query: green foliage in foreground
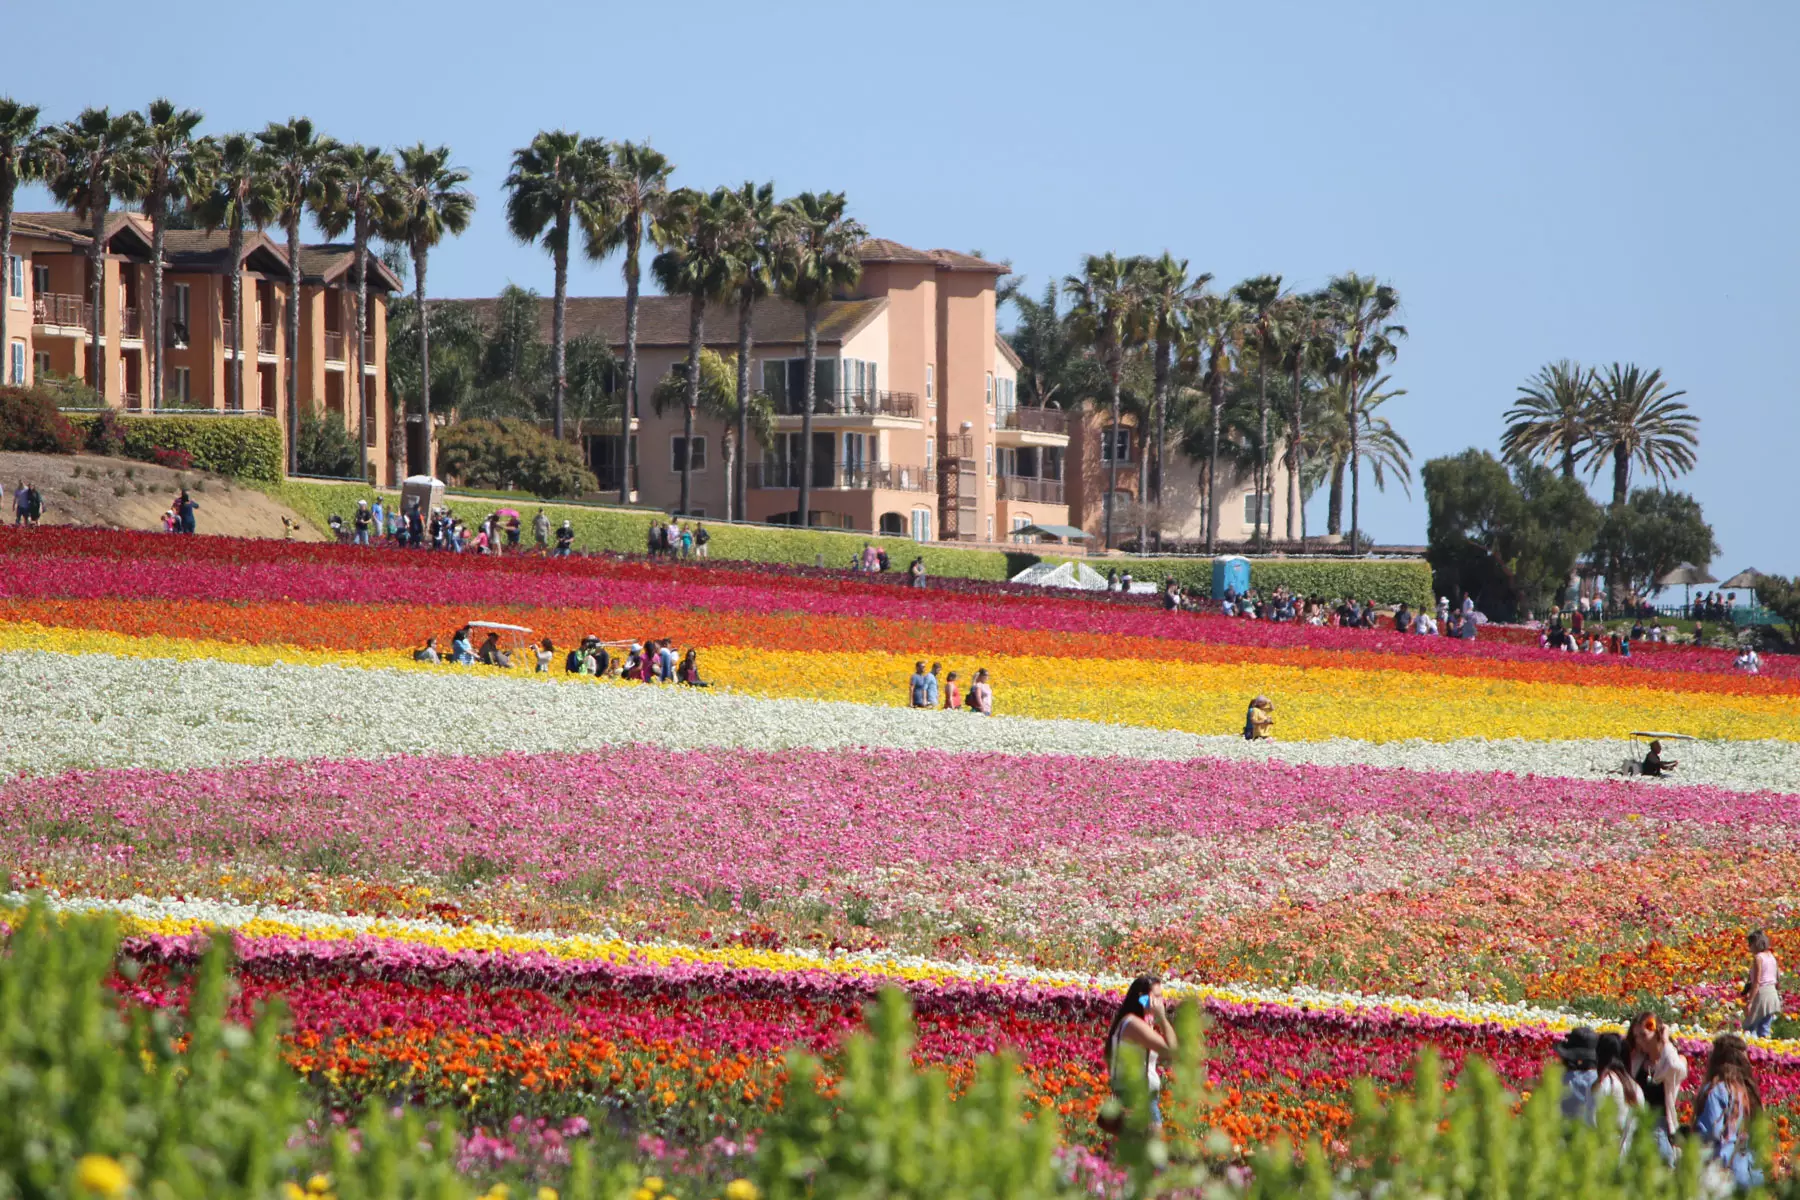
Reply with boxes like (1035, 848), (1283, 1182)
(64, 413), (287, 482)
(0, 900), (1789, 1199)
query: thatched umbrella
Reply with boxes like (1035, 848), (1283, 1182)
(1657, 562), (1718, 610)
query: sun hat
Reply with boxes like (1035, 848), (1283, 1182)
(1555, 1026), (1599, 1069)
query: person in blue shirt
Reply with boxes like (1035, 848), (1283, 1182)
(450, 626), (476, 665)
(909, 661), (932, 707)
(1554, 1027), (1599, 1121)
(1695, 1033), (1765, 1189)
(925, 662), (941, 708)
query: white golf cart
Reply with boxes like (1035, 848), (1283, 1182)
(1620, 730), (1698, 777)
(466, 620), (535, 669)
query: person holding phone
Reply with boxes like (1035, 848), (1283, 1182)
(1102, 974), (1178, 1134)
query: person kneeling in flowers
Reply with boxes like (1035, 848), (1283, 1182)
(1243, 695), (1274, 740)
(1101, 974), (1178, 1136)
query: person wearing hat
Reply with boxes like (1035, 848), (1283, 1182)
(1555, 1027), (1600, 1120)
(1243, 696), (1275, 741)
(555, 519), (575, 557)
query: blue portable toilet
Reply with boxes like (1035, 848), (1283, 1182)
(1211, 555), (1250, 600)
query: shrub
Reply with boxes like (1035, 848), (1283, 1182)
(87, 406), (127, 456)
(437, 417), (599, 500)
(1111, 556), (1435, 608)
(64, 413), (285, 481)
(0, 385), (80, 454)
(294, 409), (364, 479)
(151, 446), (194, 471)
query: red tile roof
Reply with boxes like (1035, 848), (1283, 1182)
(444, 294), (888, 350)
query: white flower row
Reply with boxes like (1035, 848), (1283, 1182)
(3, 649), (1796, 794)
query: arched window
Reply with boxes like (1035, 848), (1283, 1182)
(878, 512), (905, 536)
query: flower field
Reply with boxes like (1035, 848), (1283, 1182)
(2, 526), (1798, 1163)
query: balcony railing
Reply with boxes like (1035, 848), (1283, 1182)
(120, 307), (142, 340)
(750, 461), (932, 492)
(121, 392), (142, 410)
(325, 332), (346, 362)
(1001, 406), (1069, 436)
(999, 475), (1065, 504)
(941, 434), (975, 460)
(33, 293), (92, 328)
(775, 389), (919, 419)
(256, 324), (277, 354)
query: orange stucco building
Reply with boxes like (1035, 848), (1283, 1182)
(4, 211), (400, 480)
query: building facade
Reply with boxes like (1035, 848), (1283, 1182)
(4, 212), (399, 480)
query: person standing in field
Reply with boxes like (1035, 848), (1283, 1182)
(1625, 1012), (1687, 1164)
(1742, 930), (1781, 1037)
(1102, 974), (1178, 1135)
(942, 671), (961, 712)
(534, 508), (550, 549)
(909, 661), (932, 708)
(925, 662), (941, 708)
(970, 668), (993, 715)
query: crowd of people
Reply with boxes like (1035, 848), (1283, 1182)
(906, 662), (993, 714)
(414, 627), (709, 687)
(645, 519), (710, 559)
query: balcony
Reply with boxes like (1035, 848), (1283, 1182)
(998, 475), (1065, 504)
(1002, 406), (1069, 435)
(33, 292), (92, 330)
(940, 434), (975, 460)
(120, 307), (142, 341)
(774, 390), (920, 420)
(256, 324), (277, 354)
(325, 332), (346, 362)
(121, 392), (143, 410)
(750, 461), (931, 492)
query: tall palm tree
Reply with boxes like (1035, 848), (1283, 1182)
(1136, 254), (1208, 550)
(585, 141), (672, 503)
(1323, 273), (1404, 552)
(131, 100), (206, 408)
(317, 144), (397, 467)
(384, 143), (474, 478)
(1063, 253), (1142, 551)
(503, 131), (614, 440)
(1188, 291), (1247, 554)
(651, 348), (775, 519)
(1279, 292), (1330, 543)
(191, 133), (276, 413)
(653, 186), (740, 517)
(778, 191), (867, 530)
(46, 107), (144, 399)
(722, 180), (782, 522)
(1232, 274), (1287, 548)
(1587, 363), (1698, 506)
(258, 118), (340, 472)
(1500, 360), (1595, 480)
(1310, 377), (1413, 510)
(0, 99), (46, 385)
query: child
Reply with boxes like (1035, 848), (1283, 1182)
(1743, 930), (1781, 1038)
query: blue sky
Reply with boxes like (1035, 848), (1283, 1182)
(11, 1), (1795, 575)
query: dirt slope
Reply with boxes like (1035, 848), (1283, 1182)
(0, 451), (325, 541)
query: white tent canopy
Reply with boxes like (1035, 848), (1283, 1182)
(1009, 560), (1111, 591)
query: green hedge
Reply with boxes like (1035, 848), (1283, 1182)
(66, 414), (285, 481)
(261, 479), (1432, 603)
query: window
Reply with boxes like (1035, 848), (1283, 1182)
(986, 514), (994, 540)
(170, 283), (191, 343)
(1100, 427), (1131, 462)
(8, 341), (23, 384)
(34, 350), (51, 378)
(1012, 515), (1029, 533)
(985, 371), (994, 407)
(925, 438), (934, 476)
(986, 443), (994, 478)
(925, 364), (934, 404)
(1243, 492), (1272, 526)
(671, 435), (707, 472)
(911, 508), (931, 543)
(6, 255), (21, 298)
(171, 366), (191, 403)
(33, 264), (49, 297)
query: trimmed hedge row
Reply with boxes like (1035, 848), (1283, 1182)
(263, 478), (1432, 603)
(66, 414), (285, 482)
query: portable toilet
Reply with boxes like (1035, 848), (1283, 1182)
(400, 475), (445, 520)
(1211, 555), (1251, 600)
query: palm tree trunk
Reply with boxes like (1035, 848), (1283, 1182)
(734, 292), (754, 524)
(1561, 444), (1576, 481)
(1104, 375), (1120, 551)
(227, 216), (244, 412)
(1256, 343), (1270, 549)
(1152, 338), (1169, 554)
(1206, 365), (1223, 556)
(619, 217), (641, 504)
(1612, 445), (1629, 507)
(1290, 352), (1306, 544)
(551, 204), (569, 441)
(285, 222), (302, 475)
(797, 301), (818, 528)
(351, 204), (370, 478)
(412, 247), (431, 478)
(149, 206), (165, 409)
(0, 183), (12, 379)
(679, 291), (703, 515)
(1346, 364), (1361, 554)
(1327, 460), (1344, 536)
(87, 196), (106, 399)
(723, 433), (736, 524)
(1136, 431), (1148, 550)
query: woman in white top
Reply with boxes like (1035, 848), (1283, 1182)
(1592, 1032), (1643, 1152)
(1626, 1012), (1687, 1164)
(1103, 974), (1178, 1133)
(534, 637), (555, 673)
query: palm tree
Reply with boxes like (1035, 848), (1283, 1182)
(191, 133), (276, 413)
(585, 141), (672, 503)
(317, 144), (397, 467)
(1136, 254), (1209, 550)
(258, 118), (340, 473)
(1500, 360), (1595, 480)
(778, 191), (867, 530)
(651, 348), (775, 519)
(131, 100), (206, 408)
(1323, 273), (1404, 553)
(1310, 377), (1413, 513)
(1278, 292), (1330, 543)
(722, 180), (783, 522)
(46, 107), (144, 398)
(0, 99), (45, 385)
(1232, 274), (1287, 548)
(1006, 283), (1103, 411)
(384, 143), (475, 477)
(652, 186), (739, 516)
(1188, 291), (1247, 554)
(1587, 363), (1698, 506)
(1063, 253), (1142, 551)
(503, 131), (613, 441)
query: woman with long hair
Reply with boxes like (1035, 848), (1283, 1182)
(1742, 930), (1781, 1038)
(1625, 1012), (1687, 1164)
(1592, 1032), (1642, 1150)
(1102, 974), (1177, 1134)
(1695, 1033), (1764, 1188)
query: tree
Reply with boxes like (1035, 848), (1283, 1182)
(778, 190), (866, 529)
(1280, 292), (1331, 542)
(722, 180), (783, 523)
(1188, 290), (1246, 554)
(294, 407), (362, 478)
(1589, 487), (1717, 601)
(0, 99), (46, 388)
(1005, 283), (1103, 411)
(1233, 273), (1285, 547)
(563, 334), (623, 443)
(436, 416), (597, 499)
(1063, 253), (1143, 550)
(1310, 375), (1412, 543)
(473, 283), (548, 415)
(384, 142), (474, 478)
(1137, 254), (1208, 550)
(1754, 574), (1800, 648)
(1323, 273), (1404, 554)
(258, 118), (340, 473)
(316, 143), (396, 474)
(1501, 359), (1595, 480)
(131, 100), (207, 409)
(1587, 364), (1699, 507)
(584, 141), (671, 503)
(503, 130), (613, 441)
(652, 347), (774, 517)
(384, 294), (485, 426)
(652, 186), (738, 516)
(191, 133), (275, 414)
(46, 107), (144, 399)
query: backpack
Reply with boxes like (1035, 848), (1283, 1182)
(565, 650), (584, 674)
